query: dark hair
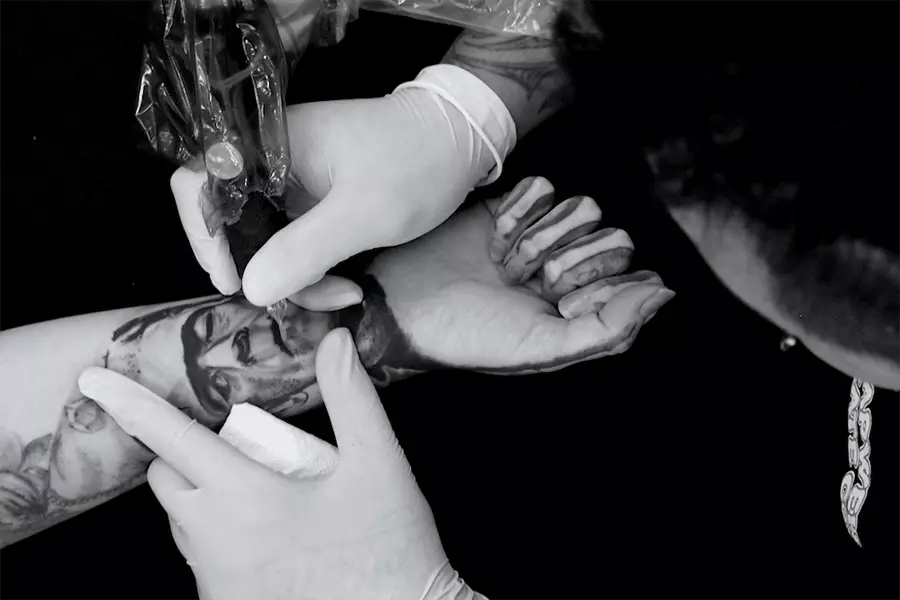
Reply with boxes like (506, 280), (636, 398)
(553, 1), (899, 362)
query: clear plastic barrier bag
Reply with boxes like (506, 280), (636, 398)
(136, 0), (292, 237)
(360, 0), (561, 38)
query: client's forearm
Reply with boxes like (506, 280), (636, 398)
(442, 30), (572, 139)
(0, 276), (412, 547)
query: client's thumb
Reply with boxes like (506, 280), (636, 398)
(242, 185), (375, 307)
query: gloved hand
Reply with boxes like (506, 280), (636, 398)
(173, 87), (496, 307)
(78, 329), (481, 600)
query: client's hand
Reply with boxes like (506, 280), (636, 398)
(369, 176), (675, 374)
(77, 330), (479, 600)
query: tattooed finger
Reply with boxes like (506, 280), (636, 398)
(541, 228), (634, 300)
(503, 195), (602, 284)
(557, 271), (663, 320)
(488, 176), (556, 263)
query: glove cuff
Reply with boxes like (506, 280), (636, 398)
(394, 64), (518, 187)
(420, 559), (488, 600)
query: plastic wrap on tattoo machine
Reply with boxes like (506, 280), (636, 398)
(359, 0), (561, 37)
(135, 0), (295, 236)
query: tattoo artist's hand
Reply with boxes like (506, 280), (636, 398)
(371, 176), (676, 373)
(172, 87), (495, 307)
(78, 330), (480, 600)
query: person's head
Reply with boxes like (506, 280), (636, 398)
(109, 296), (333, 425)
(552, 2), (900, 389)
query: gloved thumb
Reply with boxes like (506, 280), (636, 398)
(170, 167), (241, 296)
(287, 275), (363, 312)
(315, 328), (403, 465)
(243, 183), (378, 307)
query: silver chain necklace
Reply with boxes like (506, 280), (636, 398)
(842, 378), (874, 547)
(781, 335), (873, 547)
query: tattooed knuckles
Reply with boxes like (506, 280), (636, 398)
(489, 177), (640, 304)
(504, 195), (603, 284)
(489, 176), (556, 262)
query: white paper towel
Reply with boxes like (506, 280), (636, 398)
(218, 403), (339, 479)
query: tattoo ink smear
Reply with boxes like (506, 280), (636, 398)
(840, 379), (874, 547)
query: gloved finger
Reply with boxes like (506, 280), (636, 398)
(168, 515), (215, 600)
(78, 368), (275, 491)
(287, 275), (363, 312)
(283, 178), (322, 221)
(170, 167), (241, 296)
(487, 176), (556, 263)
(315, 328), (404, 466)
(502, 195), (602, 285)
(557, 270), (663, 320)
(540, 228), (634, 301)
(148, 457), (201, 525)
(243, 183), (377, 307)
(168, 514), (194, 563)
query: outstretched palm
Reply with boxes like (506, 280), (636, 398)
(368, 177), (675, 373)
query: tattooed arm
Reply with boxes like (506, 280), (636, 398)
(0, 277), (417, 548)
(442, 30), (572, 139)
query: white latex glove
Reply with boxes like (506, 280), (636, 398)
(172, 88), (495, 307)
(78, 329), (484, 600)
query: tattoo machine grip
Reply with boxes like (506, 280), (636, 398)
(224, 192), (290, 280)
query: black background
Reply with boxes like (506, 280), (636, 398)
(1, 2), (898, 599)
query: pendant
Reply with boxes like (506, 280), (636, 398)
(840, 378), (874, 547)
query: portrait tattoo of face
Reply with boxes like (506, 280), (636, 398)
(107, 295), (337, 425)
(0, 295), (337, 542)
(178, 296), (336, 420)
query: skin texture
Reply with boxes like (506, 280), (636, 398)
(669, 206), (900, 390)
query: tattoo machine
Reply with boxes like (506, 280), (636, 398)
(135, 0), (350, 338)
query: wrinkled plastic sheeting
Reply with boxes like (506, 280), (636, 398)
(135, 0), (292, 235)
(360, 0), (561, 38)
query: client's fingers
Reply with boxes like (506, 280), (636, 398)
(502, 195), (602, 284)
(487, 177), (556, 263)
(557, 271), (663, 320)
(541, 228), (634, 300)
(170, 167), (241, 295)
(554, 282), (674, 364)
